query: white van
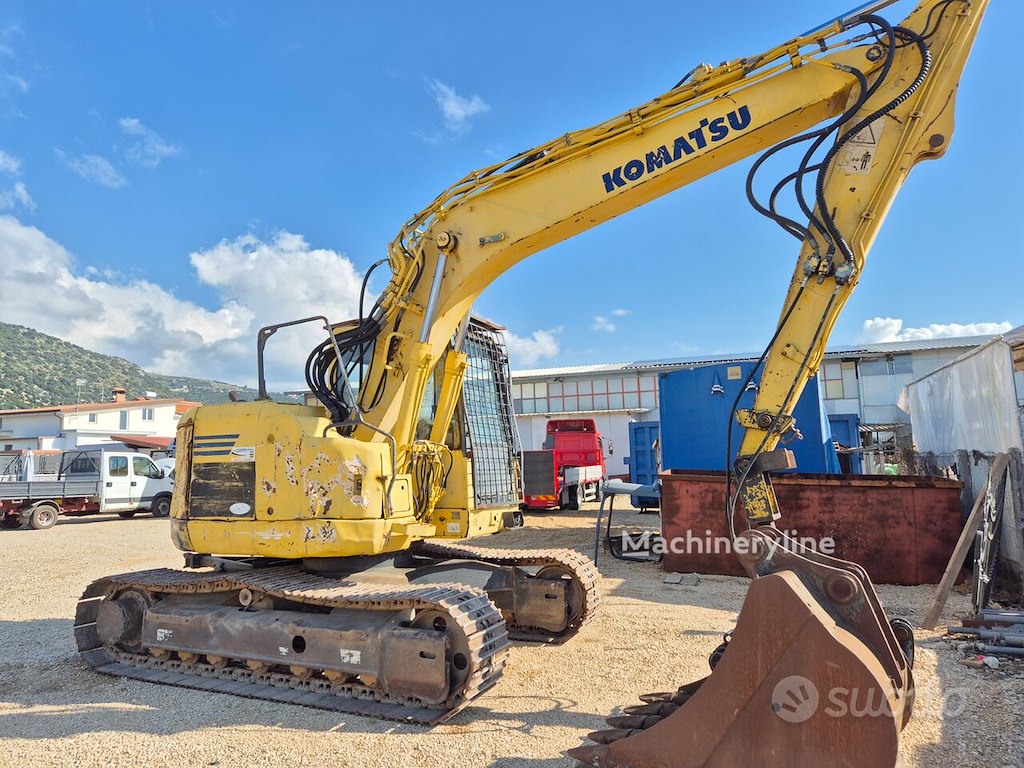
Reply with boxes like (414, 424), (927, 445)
(0, 448), (175, 530)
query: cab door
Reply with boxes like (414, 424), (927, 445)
(103, 455), (133, 512)
(131, 455), (163, 505)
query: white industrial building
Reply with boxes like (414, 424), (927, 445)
(511, 335), (1024, 478)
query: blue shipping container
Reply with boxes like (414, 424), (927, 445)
(627, 421), (661, 509)
(659, 363), (840, 474)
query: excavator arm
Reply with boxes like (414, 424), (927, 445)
(734, 0), (990, 525)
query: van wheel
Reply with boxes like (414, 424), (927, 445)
(151, 495), (171, 518)
(29, 504), (59, 530)
(118, 511), (137, 519)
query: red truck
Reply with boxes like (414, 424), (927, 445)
(522, 419), (606, 510)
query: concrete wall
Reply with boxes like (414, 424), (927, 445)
(0, 412), (61, 450)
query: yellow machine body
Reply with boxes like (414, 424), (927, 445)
(170, 401), (506, 558)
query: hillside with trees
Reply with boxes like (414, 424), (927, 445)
(0, 322), (285, 409)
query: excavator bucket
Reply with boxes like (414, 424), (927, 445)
(569, 530), (914, 768)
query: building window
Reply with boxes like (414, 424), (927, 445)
(142, 408), (154, 421)
(823, 362), (845, 399)
(861, 354), (913, 377)
(119, 410), (128, 430)
(823, 360), (858, 400)
(88, 413), (97, 423)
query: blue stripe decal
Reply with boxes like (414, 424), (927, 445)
(196, 434), (240, 440)
(194, 450), (231, 456)
(193, 441), (237, 448)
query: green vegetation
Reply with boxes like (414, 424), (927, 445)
(0, 322), (288, 409)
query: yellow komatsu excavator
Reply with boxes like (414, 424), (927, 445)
(76, 0), (989, 763)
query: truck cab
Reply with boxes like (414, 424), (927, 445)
(523, 419), (607, 510)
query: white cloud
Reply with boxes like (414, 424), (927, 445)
(427, 79), (489, 134)
(0, 216), (368, 388)
(55, 150), (127, 189)
(0, 150), (33, 211)
(860, 316), (1013, 343)
(0, 149), (20, 175)
(0, 23), (21, 58)
(0, 181), (34, 211)
(0, 26), (30, 96)
(610, 308), (630, 317)
(119, 117), (180, 168)
(591, 315), (615, 333)
(6, 74), (28, 92)
(503, 328), (560, 367)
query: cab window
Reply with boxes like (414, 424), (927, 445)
(108, 456), (128, 477)
(132, 456), (161, 478)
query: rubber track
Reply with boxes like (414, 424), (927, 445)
(74, 566), (509, 725)
(410, 540), (601, 642)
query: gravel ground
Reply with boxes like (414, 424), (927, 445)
(2, 505), (1022, 767)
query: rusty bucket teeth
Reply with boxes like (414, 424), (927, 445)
(606, 714), (664, 729)
(637, 691), (674, 704)
(566, 743), (610, 767)
(622, 701), (679, 717)
(587, 728), (639, 745)
(638, 684), (704, 704)
(637, 677), (704, 706)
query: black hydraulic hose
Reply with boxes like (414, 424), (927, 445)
(921, 0), (965, 41)
(768, 162), (824, 239)
(790, 13), (902, 236)
(359, 259), (388, 322)
(745, 30), (880, 246)
(816, 26), (931, 266)
(792, 66), (871, 231)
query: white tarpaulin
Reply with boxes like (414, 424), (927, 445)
(900, 337), (1023, 454)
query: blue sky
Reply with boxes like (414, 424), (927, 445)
(0, 0), (1019, 388)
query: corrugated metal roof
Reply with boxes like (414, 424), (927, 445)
(904, 325), (1024, 385)
(512, 335), (994, 379)
(823, 335), (996, 356)
(520, 407), (653, 417)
